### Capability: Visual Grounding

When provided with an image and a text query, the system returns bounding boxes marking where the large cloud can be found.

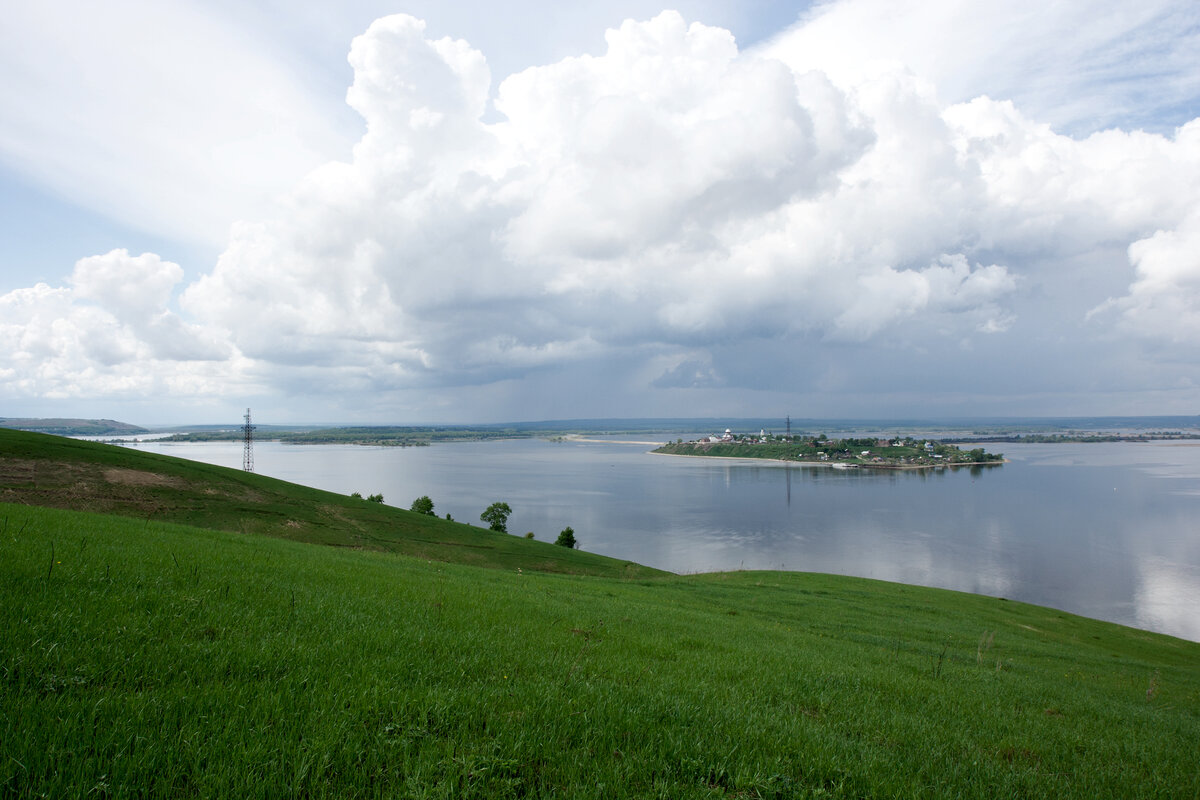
[179,12,1028,389]
[4,7,1200,414]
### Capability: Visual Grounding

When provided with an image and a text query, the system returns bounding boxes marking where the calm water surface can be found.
[131,438,1200,641]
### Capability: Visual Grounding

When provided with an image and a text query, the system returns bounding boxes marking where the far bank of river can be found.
[124,437,1200,642]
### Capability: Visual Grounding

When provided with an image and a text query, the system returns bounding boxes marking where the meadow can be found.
[1,430,1198,797]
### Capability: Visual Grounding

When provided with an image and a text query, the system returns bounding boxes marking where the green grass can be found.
[2,502,1197,798]
[2,429,1198,797]
[0,429,661,579]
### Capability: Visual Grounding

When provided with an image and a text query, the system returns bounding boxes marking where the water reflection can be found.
[1136,558,1200,641]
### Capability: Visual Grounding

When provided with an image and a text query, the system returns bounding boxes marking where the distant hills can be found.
[0,417,148,436]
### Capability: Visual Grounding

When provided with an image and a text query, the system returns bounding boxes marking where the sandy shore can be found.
[563,435,672,446]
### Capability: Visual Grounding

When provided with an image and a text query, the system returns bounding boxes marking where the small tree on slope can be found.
[480,501,512,533]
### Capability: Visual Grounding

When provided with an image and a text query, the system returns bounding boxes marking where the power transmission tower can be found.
[786,415,791,438]
[242,408,255,472]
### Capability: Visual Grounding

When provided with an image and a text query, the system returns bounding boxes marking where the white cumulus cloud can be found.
[1092,207,1200,344]
[0,250,235,400]
[179,11,1027,392]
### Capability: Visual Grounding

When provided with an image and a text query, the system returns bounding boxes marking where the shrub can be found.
[366,493,384,503]
[555,526,577,549]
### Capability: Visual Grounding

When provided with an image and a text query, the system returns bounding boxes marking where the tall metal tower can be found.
[242,408,255,472]
[786,415,791,439]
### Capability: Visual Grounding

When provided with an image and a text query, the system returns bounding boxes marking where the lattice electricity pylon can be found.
[242,408,255,472]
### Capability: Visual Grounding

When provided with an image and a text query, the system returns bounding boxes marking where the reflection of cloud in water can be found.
[659,510,1019,602]
[1135,558,1200,642]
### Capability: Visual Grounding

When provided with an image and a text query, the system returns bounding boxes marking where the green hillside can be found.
[0,429,659,578]
[1,429,1197,797]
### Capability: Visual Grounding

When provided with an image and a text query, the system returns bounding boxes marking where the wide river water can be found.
[126,437,1200,641]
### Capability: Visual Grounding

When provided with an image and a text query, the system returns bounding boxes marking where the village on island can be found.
[653,428,1004,468]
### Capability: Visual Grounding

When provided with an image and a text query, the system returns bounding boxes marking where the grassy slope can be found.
[1,504,1197,798]
[2,429,1197,797]
[0,429,660,579]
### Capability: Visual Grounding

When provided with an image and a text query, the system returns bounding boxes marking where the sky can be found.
[1,0,1199,425]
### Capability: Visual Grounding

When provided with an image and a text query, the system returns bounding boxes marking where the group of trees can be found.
[453,496,580,546]
[356,492,577,548]
[478,502,575,547]
[475,501,573,546]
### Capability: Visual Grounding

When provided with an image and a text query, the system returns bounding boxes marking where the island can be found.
[654,429,1003,468]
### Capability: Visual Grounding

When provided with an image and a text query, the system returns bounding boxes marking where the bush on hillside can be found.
[555,526,577,549]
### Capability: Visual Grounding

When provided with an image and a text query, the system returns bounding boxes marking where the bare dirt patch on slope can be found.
[1,458,186,513]
[103,468,185,488]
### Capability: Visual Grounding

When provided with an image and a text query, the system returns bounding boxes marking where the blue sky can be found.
[2,0,1199,424]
